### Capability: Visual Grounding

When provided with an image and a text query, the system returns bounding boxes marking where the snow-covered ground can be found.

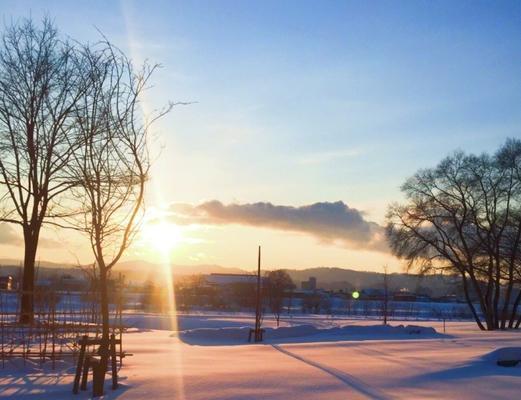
[1,312,520,399]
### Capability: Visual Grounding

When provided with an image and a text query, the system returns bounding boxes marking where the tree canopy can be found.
[387,139,521,330]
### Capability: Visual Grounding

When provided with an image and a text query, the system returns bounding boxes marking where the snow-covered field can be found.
[1,312,520,399]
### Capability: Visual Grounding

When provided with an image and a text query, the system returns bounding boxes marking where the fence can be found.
[0,288,124,369]
[287,297,477,321]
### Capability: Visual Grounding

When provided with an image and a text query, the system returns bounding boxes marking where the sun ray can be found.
[119,2,185,398]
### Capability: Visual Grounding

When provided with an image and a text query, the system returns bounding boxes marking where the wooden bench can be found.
[72,334,121,397]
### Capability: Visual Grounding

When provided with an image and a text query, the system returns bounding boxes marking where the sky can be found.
[0,0,520,272]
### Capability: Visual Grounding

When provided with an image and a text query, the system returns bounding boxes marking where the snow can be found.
[482,347,521,363]
[1,312,520,399]
[178,323,440,346]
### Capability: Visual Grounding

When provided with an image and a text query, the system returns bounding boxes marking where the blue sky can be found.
[1,1,520,269]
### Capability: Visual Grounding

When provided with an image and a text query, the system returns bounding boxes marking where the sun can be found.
[141,221,183,254]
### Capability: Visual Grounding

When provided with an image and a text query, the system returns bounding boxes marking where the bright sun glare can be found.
[142,221,183,254]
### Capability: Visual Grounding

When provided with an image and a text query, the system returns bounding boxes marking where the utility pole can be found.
[383,265,389,325]
[254,246,262,342]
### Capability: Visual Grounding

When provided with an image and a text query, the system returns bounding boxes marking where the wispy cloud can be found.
[166,200,388,252]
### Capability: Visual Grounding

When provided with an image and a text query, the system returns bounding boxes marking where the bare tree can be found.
[382,266,390,325]
[66,40,172,392]
[496,140,521,328]
[386,139,521,330]
[0,19,85,322]
[266,269,294,327]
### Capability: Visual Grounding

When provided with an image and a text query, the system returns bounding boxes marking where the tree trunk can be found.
[97,264,110,396]
[492,259,501,329]
[508,290,521,328]
[19,231,39,324]
[484,260,494,327]
[500,271,514,329]
[461,272,486,330]
[468,272,493,330]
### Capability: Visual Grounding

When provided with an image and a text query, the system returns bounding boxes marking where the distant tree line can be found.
[387,139,521,330]
[145,270,296,326]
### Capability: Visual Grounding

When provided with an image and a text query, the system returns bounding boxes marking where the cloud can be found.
[38,236,65,248]
[166,201,388,252]
[0,223,23,246]
[0,224,65,248]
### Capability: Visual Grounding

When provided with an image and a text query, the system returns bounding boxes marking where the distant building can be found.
[393,287,415,302]
[205,273,259,286]
[59,274,87,291]
[393,292,416,302]
[36,279,53,288]
[201,273,267,309]
[436,294,459,303]
[301,277,317,291]
[361,288,384,300]
[0,275,13,290]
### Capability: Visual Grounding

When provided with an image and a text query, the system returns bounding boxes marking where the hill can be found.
[284,267,459,297]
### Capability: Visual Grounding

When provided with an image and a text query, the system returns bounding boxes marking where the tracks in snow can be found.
[271,344,392,400]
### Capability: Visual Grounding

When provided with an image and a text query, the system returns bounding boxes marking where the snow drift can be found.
[177,323,440,345]
[481,347,521,365]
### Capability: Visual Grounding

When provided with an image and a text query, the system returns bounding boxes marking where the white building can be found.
[205,273,258,286]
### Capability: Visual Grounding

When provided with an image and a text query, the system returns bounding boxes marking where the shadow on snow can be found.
[175,323,451,346]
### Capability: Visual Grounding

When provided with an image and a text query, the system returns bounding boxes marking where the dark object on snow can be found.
[248,328,265,342]
[497,359,520,367]
[252,245,264,342]
[73,334,121,397]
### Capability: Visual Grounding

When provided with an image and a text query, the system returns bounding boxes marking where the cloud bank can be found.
[167,201,388,252]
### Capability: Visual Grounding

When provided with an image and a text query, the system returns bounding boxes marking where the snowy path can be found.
[117,330,367,400]
[271,344,391,400]
[272,338,521,399]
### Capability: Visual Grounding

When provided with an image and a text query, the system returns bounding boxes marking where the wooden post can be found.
[254,246,262,342]
[119,288,123,366]
[92,361,104,397]
[73,336,87,394]
[110,334,118,390]
[80,356,90,391]
[1,309,4,368]
[51,303,56,370]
